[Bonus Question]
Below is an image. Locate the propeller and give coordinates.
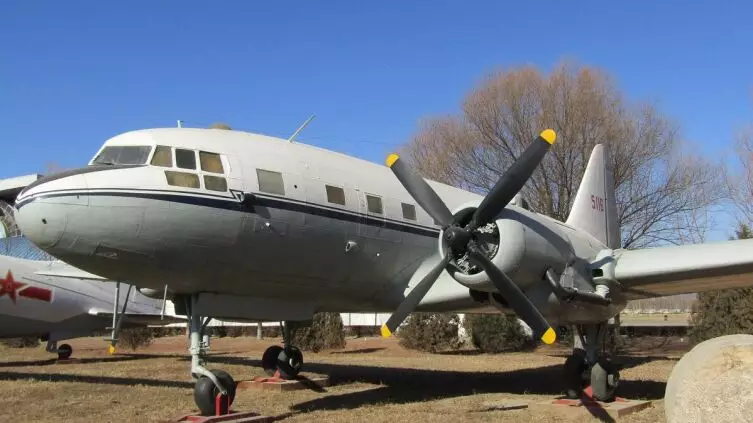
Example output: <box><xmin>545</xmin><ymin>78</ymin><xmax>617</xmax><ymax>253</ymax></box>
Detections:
<box><xmin>381</xmin><ymin>129</ymin><xmax>557</xmax><ymax>345</ymax></box>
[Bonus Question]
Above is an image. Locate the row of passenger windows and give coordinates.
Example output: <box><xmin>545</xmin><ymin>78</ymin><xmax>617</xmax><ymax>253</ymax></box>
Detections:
<box><xmin>256</xmin><ymin>169</ymin><xmax>419</xmax><ymax>221</ymax></box>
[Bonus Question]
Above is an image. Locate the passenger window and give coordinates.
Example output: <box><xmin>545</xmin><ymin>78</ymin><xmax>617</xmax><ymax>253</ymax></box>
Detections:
<box><xmin>325</xmin><ymin>185</ymin><xmax>346</xmax><ymax>206</ymax></box>
<box><xmin>176</xmin><ymin>149</ymin><xmax>196</xmax><ymax>170</ymax></box>
<box><xmin>165</xmin><ymin>171</ymin><xmax>200</xmax><ymax>189</ymax></box>
<box><xmin>257</xmin><ymin>169</ymin><xmax>285</xmax><ymax>195</ymax></box>
<box><xmin>402</xmin><ymin>203</ymin><xmax>417</xmax><ymax>220</ymax></box>
<box><xmin>151</xmin><ymin>146</ymin><xmax>173</xmax><ymax>167</ymax></box>
<box><xmin>200</xmin><ymin>151</ymin><xmax>224</xmax><ymax>174</ymax></box>
<box><xmin>366</xmin><ymin>194</ymin><xmax>383</xmax><ymax>214</ymax></box>
<box><xmin>204</xmin><ymin>175</ymin><xmax>227</xmax><ymax>192</ymax></box>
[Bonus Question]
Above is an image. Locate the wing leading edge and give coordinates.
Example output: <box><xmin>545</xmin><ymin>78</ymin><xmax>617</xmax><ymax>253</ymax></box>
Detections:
<box><xmin>614</xmin><ymin>238</ymin><xmax>753</xmax><ymax>299</ymax></box>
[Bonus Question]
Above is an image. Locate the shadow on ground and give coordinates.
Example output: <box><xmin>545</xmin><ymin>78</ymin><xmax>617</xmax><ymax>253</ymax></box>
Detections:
<box><xmin>213</xmin><ymin>355</ymin><xmax>666</xmax><ymax>415</ymax></box>
<box><xmin>0</xmin><ymin>370</ymin><xmax>193</xmax><ymax>389</ymax></box>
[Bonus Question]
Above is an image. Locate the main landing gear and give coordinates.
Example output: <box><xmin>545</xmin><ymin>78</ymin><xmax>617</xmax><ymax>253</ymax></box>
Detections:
<box><xmin>46</xmin><ymin>340</ymin><xmax>73</xmax><ymax>360</ymax></box>
<box><xmin>563</xmin><ymin>323</ymin><xmax>620</xmax><ymax>401</ymax></box>
<box><xmin>184</xmin><ymin>295</ymin><xmax>237</xmax><ymax>416</ymax></box>
<box><xmin>262</xmin><ymin>321</ymin><xmax>303</xmax><ymax>380</ymax></box>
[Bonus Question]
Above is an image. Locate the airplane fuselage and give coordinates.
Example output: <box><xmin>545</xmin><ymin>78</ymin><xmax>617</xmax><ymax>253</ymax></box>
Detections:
<box><xmin>15</xmin><ymin>128</ymin><xmax>627</xmax><ymax>325</ymax></box>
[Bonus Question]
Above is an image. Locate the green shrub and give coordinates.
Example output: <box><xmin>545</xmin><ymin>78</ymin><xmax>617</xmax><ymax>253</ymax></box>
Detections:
<box><xmin>119</xmin><ymin>328</ymin><xmax>154</xmax><ymax>351</ymax></box>
<box><xmin>463</xmin><ymin>313</ymin><xmax>534</xmax><ymax>353</ymax></box>
<box><xmin>397</xmin><ymin>312</ymin><xmax>462</xmax><ymax>353</ymax></box>
<box><xmin>289</xmin><ymin>312</ymin><xmax>346</xmax><ymax>352</ymax></box>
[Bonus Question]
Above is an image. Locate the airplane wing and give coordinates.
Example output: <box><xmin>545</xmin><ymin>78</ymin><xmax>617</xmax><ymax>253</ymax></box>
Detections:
<box><xmin>87</xmin><ymin>309</ymin><xmax>186</xmax><ymax>326</ymax></box>
<box><xmin>614</xmin><ymin>238</ymin><xmax>753</xmax><ymax>299</ymax></box>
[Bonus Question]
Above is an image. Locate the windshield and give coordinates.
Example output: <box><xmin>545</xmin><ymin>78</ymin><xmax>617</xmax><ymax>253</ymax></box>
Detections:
<box><xmin>92</xmin><ymin>146</ymin><xmax>152</xmax><ymax>165</ymax></box>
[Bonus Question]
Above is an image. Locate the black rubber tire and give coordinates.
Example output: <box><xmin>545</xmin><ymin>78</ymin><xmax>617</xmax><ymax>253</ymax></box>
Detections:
<box><xmin>193</xmin><ymin>369</ymin><xmax>237</xmax><ymax>416</ymax></box>
<box><xmin>262</xmin><ymin>345</ymin><xmax>283</xmax><ymax>376</ymax></box>
<box><xmin>591</xmin><ymin>359</ymin><xmax>620</xmax><ymax>402</ymax></box>
<box><xmin>57</xmin><ymin>343</ymin><xmax>73</xmax><ymax>360</ymax></box>
<box><xmin>277</xmin><ymin>346</ymin><xmax>303</xmax><ymax>380</ymax></box>
<box><xmin>563</xmin><ymin>353</ymin><xmax>588</xmax><ymax>398</ymax></box>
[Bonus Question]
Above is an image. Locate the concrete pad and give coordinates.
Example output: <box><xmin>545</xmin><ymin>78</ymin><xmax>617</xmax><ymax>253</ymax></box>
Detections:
<box><xmin>236</xmin><ymin>375</ymin><xmax>330</xmax><ymax>392</ymax></box>
<box><xmin>168</xmin><ymin>410</ymin><xmax>273</xmax><ymax>423</ymax></box>
<box><xmin>530</xmin><ymin>397</ymin><xmax>652</xmax><ymax>420</ymax></box>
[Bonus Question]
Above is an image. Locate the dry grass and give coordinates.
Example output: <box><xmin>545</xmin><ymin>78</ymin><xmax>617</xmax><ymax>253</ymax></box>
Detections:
<box><xmin>0</xmin><ymin>335</ymin><xmax>683</xmax><ymax>423</ymax></box>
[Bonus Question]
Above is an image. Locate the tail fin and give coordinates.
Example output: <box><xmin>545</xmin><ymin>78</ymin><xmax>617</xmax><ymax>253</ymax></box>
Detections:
<box><xmin>565</xmin><ymin>144</ymin><xmax>620</xmax><ymax>249</ymax></box>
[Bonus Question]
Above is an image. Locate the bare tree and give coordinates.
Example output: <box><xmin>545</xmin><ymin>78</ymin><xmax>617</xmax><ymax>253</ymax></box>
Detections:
<box><xmin>403</xmin><ymin>61</ymin><xmax>726</xmax><ymax>249</ymax></box>
<box><xmin>209</xmin><ymin>122</ymin><xmax>232</xmax><ymax>130</ymax></box>
<box><xmin>726</xmin><ymin>114</ymin><xmax>753</xmax><ymax>225</ymax></box>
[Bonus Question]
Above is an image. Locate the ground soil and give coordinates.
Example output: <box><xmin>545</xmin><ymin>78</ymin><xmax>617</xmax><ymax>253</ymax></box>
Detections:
<box><xmin>0</xmin><ymin>335</ymin><xmax>685</xmax><ymax>422</ymax></box>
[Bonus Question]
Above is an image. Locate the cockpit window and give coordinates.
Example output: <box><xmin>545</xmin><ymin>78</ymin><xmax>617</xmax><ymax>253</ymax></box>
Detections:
<box><xmin>176</xmin><ymin>149</ymin><xmax>197</xmax><ymax>170</ymax></box>
<box><xmin>93</xmin><ymin>146</ymin><xmax>152</xmax><ymax>165</ymax></box>
<box><xmin>199</xmin><ymin>151</ymin><xmax>224</xmax><ymax>174</ymax></box>
<box><xmin>151</xmin><ymin>146</ymin><xmax>173</xmax><ymax>167</ymax></box>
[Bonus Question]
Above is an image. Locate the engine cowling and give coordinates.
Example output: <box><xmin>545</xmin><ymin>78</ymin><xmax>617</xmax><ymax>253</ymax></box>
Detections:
<box><xmin>440</xmin><ymin>201</ymin><xmax>575</xmax><ymax>293</ymax></box>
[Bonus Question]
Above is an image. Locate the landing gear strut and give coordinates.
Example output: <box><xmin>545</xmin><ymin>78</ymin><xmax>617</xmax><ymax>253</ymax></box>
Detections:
<box><xmin>563</xmin><ymin>323</ymin><xmax>620</xmax><ymax>401</ymax></box>
<box><xmin>184</xmin><ymin>295</ymin><xmax>236</xmax><ymax>416</ymax></box>
<box><xmin>262</xmin><ymin>321</ymin><xmax>303</xmax><ymax>379</ymax></box>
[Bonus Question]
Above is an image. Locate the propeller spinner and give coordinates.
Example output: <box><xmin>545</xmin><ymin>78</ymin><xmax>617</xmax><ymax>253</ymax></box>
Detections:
<box><xmin>381</xmin><ymin>129</ymin><xmax>558</xmax><ymax>345</ymax></box>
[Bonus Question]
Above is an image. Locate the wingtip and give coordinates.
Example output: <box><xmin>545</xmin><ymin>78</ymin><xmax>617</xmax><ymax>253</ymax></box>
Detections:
<box><xmin>386</xmin><ymin>154</ymin><xmax>400</xmax><ymax>167</ymax></box>
<box><xmin>540</xmin><ymin>129</ymin><xmax>557</xmax><ymax>145</ymax></box>
<box><xmin>541</xmin><ymin>327</ymin><xmax>556</xmax><ymax>345</ymax></box>
<box><xmin>380</xmin><ymin>324</ymin><xmax>392</xmax><ymax>338</ymax></box>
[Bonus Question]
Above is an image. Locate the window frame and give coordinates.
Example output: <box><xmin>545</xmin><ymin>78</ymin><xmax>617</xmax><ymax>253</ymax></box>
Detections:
<box><xmin>199</xmin><ymin>151</ymin><xmax>225</xmax><ymax>174</ymax></box>
<box><xmin>256</xmin><ymin>168</ymin><xmax>286</xmax><ymax>196</ymax></box>
<box><xmin>325</xmin><ymin>184</ymin><xmax>346</xmax><ymax>206</ymax></box>
<box><xmin>401</xmin><ymin>202</ymin><xmax>417</xmax><ymax>221</ymax></box>
<box><xmin>164</xmin><ymin>170</ymin><xmax>201</xmax><ymax>189</ymax></box>
<box><xmin>365</xmin><ymin>193</ymin><xmax>383</xmax><ymax>215</ymax></box>
<box><xmin>175</xmin><ymin>148</ymin><xmax>198</xmax><ymax>170</ymax></box>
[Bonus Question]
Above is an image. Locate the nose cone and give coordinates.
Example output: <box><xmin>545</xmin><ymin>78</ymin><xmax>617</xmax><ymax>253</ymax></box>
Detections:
<box><xmin>15</xmin><ymin>200</ymin><xmax>67</xmax><ymax>249</ymax></box>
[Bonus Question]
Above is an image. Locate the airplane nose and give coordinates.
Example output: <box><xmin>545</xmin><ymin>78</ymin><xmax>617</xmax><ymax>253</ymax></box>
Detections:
<box><xmin>14</xmin><ymin>170</ymin><xmax>89</xmax><ymax>250</ymax></box>
<box><xmin>15</xmin><ymin>200</ymin><xmax>67</xmax><ymax>249</ymax></box>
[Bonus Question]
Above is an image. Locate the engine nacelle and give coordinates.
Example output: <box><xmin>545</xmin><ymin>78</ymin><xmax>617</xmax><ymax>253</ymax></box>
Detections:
<box><xmin>138</xmin><ymin>287</ymin><xmax>174</xmax><ymax>300</ymax></box>
<box><xmin>440</xmin><ymin>200</ymin><xmax>590</xmax><ymax>293</ymax></box>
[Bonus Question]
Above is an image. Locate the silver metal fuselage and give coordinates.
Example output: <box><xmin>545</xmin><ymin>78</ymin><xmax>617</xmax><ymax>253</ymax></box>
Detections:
<box><xmin>14</xmin><ymin>128</ymin><xmax>626</xmax><ymax>324</ymax></box>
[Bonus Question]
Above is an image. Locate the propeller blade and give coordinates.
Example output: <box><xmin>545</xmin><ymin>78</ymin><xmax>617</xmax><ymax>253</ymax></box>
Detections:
<box><xmin>381</xmin><ymin>253</ymin><xmax>451</xmax><ymax>337</ymax></box>
<box><xmin>385</xmin><ymin>153</ymin><xmax>455</xmax><ymax>228</ymax></box>
<box><xmin>469</xmin><ymin>129</ymin><xmax>557</xmax><ymax>230</ymax></box>
<box><xmin>466</xmin><ymin>244</ymin><xmax>556</xmax><ymax>345</ymax></box>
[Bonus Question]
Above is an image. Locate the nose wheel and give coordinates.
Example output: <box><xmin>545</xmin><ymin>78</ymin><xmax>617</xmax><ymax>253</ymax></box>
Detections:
<box><xmin>194</xmin><ymin>369</ymin><xmax>237</xmax><ymax>416</ymax></box>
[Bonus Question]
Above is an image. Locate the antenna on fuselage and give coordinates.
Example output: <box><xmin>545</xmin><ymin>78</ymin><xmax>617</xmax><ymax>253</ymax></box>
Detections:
<box><xmin>287</xmin><ymin>114</ymin><xmax>316</xmax><ymax>143</ymax></box>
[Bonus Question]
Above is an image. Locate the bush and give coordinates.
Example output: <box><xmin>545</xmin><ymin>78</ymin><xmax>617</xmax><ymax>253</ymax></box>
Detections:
<box><xmin>289</xmin><ymin>312</ymin><xmax>346</xmax><ymax>352</ymax></box>
<box><xmin>0</xmin><ymin>337</ymin><xmax>39</xmax><ymax>348</ymax></box>
<box><xmin>463</xmin><ymin>314</ymin><xmax>534</xmax><ymax>353</ymax></box>
<box><xmin>397</xmin><ymin>312</ymin><xmax>462</xmax><ymax>353</ymax></box>
<box><xmin>119</xmin><ymin>328</ymin><xmax>154</xmax><ymax>351</ymax></box>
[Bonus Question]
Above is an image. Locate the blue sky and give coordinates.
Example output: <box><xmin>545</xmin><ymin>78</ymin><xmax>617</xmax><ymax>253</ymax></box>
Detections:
<box><xmin>2</xmin><ymin>1</ymin><xmax>752</xmax><ymax>238</ymax></box>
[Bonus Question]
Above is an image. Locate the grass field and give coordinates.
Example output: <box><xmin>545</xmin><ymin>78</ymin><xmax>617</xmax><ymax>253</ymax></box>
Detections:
<box><xmin>0</xmin><ymin>335</ymin><xmax>686</xmax><ymax>422</ymax></box>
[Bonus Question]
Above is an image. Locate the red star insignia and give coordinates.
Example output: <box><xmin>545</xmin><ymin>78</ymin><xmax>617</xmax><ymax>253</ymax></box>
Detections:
<box><xmin>0</xmin><ymin>270</ymin><xmax>26</xmax><ymax>304</ymax></box>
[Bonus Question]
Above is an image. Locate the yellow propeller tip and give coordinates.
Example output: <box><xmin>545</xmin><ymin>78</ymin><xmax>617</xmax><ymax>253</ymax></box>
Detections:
<box><xmin>386</xmin><ymin>153</ymin><xmax>400</xmax><ymax>167</ymax></box>
<box><xmin>380</xmin><ymin>324</ymin><xmax>393</xmax><ymax>338</ymax></box>
<box><xmin>541</xmin><ymin>327</ymin><xmax>557</xmax><ymax>345</ymax></box>
<box><xmin>540</xmin><ymin>129</ymin><xmax>557</xmax><ymax>145</ymax></box>
<box><xmin>108</xmin><ymin>345</ymin><xmax>116</xmax><ymax>355</ymax></box>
